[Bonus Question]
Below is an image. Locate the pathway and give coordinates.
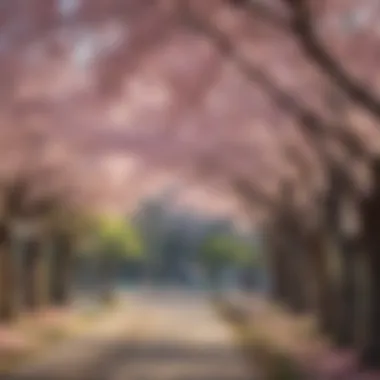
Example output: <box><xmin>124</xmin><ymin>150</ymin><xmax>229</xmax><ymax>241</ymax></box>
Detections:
<box><xmin>6</xmin><ymin>290</ymin><xmax>254</xmax><ymax>380</ymax></box>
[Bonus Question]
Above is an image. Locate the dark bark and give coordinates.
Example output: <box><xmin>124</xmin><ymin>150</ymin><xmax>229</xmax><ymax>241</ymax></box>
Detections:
<box><xmin>287</xmin><ymin>224</ymin><xmax>315</xmax><ymax>315</ymax></box>
<box><xmin>99</xmin><ymin>254</ymin><xmax>117</xmax><ymax>304</ymax></box>
<box><xmin>277</xmin><ymin>247</ymin><xmax>293</xmax><ymax>306</ymax></box>
<box><xmin>0</xmin><ymin>224</ymin><xmax>16</xmax><ymax>322</ymax></box>
<box><xmin>303</xmin><ymin>249</ymin><xmax>319</xmax><ymax>314</ymax></box>
<box><xmin>270</xmin><ymin>239</ymin><xmax>306</xmax><ymax>313</ymax></box>
<box><xmin>292</xmin><ymin>247</ymin><xmax>313</xmax><ymax>313</ymax></box>
<box><xmin>267</xmin><ymin>179</ymin><xmax>314</xmax><ymax>314</ymax></box>
<box><xmin>334</xmin><ymin>237</ymin><xmax>358</xmax><ymax>347</ymax></box>
<box><xmin>358</xmin><ymin>159</ymin><xmax>380</xmax><ymax>367</ymax></box>
<box><xmin>360</xmin><ymin>245</ymin><xmax>380</xmax><ymax>367</ymax></box>
<box><xmin>355</xmin><ymin>252</ymin><xmax>370</xmax><ymax>351</ymax></box>
<box><xmin>268</xmin><ymin>240</ymin><xmax>289</xmax><ymax>303</ymax></box>
<box><xmin>266</xmin><ymin>237</ymin><xmax>281</xmax><ymax>301</ymax></box>
<box><xmin>359</xmin><ymin>182</ymin><xmax>380</xmax><ymax>366</ymax></box>
<box><xmin>285</xmin><ymin>247</ymin><xmax>308</xmax><ymax>314</ymax></box>
<box><xmin>319</xmin><ymin>165</ymin><xmax>352</xmax><ymax>343</ymax></box>
<box><xmin>22</xmin><ymin>238</ymin><xmax>45</xmax><ymax>311</ymax></box>
<box><xmin>49</xmin><ymin>234</ymin><xmax>73</xmax><ymax>307</ymax></box>
<box><xmin>281</xmin><ymin>239</ymin><xmax>308</xmax><ymax>311</ymax></box>
<box><xmin>309</xmin><ymin>230</ymin><xmax>337</xmax><ymax>336</ymax></box>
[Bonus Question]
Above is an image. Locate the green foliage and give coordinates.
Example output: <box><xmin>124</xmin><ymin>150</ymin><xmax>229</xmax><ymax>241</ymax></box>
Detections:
<box><xmin>199</xmin><ymin>233</ymin><xmax>258</xmax><ymax>273</ymax></box>
<box><xmin>84</xmin><ymin>215</ymin><xmax>144</xmax><ymax>260</ymax></box>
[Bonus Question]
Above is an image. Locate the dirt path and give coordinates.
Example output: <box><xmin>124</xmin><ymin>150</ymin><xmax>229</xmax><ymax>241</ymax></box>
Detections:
<box><xmin>6</xmin><ymin>291</ymin><xmax>253</xmax><ymax>380</ymax></box>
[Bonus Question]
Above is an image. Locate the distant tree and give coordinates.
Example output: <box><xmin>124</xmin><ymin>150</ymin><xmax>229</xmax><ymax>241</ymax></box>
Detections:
<box><xmin>199</xmin><ymin>232</ymin><xmax>256</xmax><ymax>289</ymax></box>
<box><xmin>86</xmin><ymin>215</ymin><xmax>144</xmax><ymax>303</ymax></box>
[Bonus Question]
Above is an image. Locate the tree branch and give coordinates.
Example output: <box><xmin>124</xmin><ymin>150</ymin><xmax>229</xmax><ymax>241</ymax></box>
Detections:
<box><xmin>282</xmin><ymin>0</ymin><xmax>380</xmax><ymax>119</ymax></box>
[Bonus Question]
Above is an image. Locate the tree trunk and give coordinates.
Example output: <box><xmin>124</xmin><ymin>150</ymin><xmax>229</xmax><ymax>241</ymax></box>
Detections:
<box><xmin>0</xmin><ymin>224</ymin><xmax>16</xmax><ymax>322</ymax></box>
<box><xmin>22</xmin><ymin>238</ymin><xmax>45</xmax><ymax>312</ymax></box>
<box><xmin>287</xmin><ymin>244</ymin><xmax>311</xmax><ymax>314</ymax></box>
<box><xmin>355</xmin><ymin>251</ymin><xmax>370</xmax><ymax>352</ymax></box>
<box><xmin>49</xmin><ymin>234</ymin><xmax>72</xmax><ymax>307</ymax></box>
<box><xmin>359</xmin><ymin>160</ymin><xmax>380</xmax><ymax>367</ymax></box>
<box><xmin>360</xmin><ymin>246</ymin><xmax>380</xmax><ymax>367</ymax></box>
<box><xmin>99</xmin><ymin>254</ymin><xmax>117</xmax><ymax>304</ymax></box>
<box><xmin>276</xmin><ymin>186</ymin><xmax>310</xmax><ymax>314</ymax></box>
<box><xmin>304</xmin><ymin>249</ymin><xmax>319</xmax><ymax>314</ymax></box>
<box><xmin>360</xmin><ymin>199</ymin><xmax>380</xmax><ymax>367</ymax></box>
<box><xmin>273</xmin><ymin>229</ymin><xmax>309</xmax><ymax>314</ymax></box>
<box><xmin>266</xmin><ymin>215</ymin><xmax>307</xmax><ymax>312</ymax></box>
<box><xmin>285</xmin><ymin>253</ymin><xmax>305</xmax><ymax>313</ymax></box>
<box><xmin>270</xmin><ymin>244</ymin><xmax>291</xmax><ymax>304</ymax></box>
<box><xmin>309</xmin><ymin>230</ymin><xmax>337</xmax><ymax>336</ymax></box>
<box><xmin>334</xmin><ymin>237</ymin><xmax>358</xmax><ymax>347</ymax></box>
<box><xmin>268</xmin><ymin>243</ymin><xmax>283</xmax><ymax>302</ymax></box>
